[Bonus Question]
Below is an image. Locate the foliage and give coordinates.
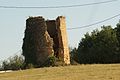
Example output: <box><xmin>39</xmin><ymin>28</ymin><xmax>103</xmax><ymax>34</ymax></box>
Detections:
<box><xmin>70</xmin><ymin>47</ymin><xmax>79</xmax><ymax>65</ymax></box>
<box><xmin>116</xmin><ymin>21</ymin><xmax>120</xmax><ymax>46</ymax></box>
<box><xmin>78</xmin><ymin>25</ymin><xmax>120</xmax><ymax>64</ymax></box>
<box><xmin>2</xmin><ymin>54</ymin><xmax>24</xmax><ymax>70</ymax></box>
<box><xmin>48</xmin><ymin>55</ymin><xmax>56</xmax><ymax>66</ymax></box>
<box><xmin>0</xmin><ymin>61</ymin><xmax>3</xmax><ymax>71</ymax></box>
<box><xmin>36</xmin><ymin>55</ymin><xmax>56</xmax><ymax>67</ymax></box>
<box><xmin>25</xmin><ymin>63</ymin><xmax>34</xmax><ymax>69</ymax></box>
<box><xmin>43</xmin><ymin>55</ymin><xmax>66</xmax><ymax>67</ymax></box>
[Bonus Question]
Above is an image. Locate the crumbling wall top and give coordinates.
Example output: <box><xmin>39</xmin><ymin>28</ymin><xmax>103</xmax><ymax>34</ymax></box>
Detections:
<box><xmin>56</xmin><ymin>16</ymin><xmax>65</xmax><ymax>20</ymax></box>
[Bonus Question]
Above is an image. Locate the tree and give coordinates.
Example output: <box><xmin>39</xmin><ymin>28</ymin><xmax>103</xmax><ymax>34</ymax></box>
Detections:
<box><xmin>70</xmin><ymin>47</ymin><xmax>79</xmax><ymax>64</ymax></box>
<box><xmin>78</xmin><ymin>25</ymin><xmax>120</xmax><ymax>64</ymax></box>
<box><xmin>116</xmin><ymin>21</ymin><xmax>120</xmax><ymax>45</ymax></box>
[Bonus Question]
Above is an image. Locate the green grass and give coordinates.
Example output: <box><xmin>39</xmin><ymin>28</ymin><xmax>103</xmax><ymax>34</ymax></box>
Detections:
<box><xmin>0</xmin><ymin>64</ymin><xmax>120</xmax><ymax>80</ymax></box>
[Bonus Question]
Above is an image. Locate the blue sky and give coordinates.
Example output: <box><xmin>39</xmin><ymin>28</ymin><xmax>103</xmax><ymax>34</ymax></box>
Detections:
<box><xmin>0</xmin><ymin>0</ymin><xmax>120</xmax><ymax>61</ymax></box>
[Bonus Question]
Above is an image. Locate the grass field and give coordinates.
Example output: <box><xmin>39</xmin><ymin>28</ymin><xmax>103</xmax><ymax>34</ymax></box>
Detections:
<box><xmin>0</xmin><ymin>64</ymin><xmax>120</xmax><ymax>80</ymax></box>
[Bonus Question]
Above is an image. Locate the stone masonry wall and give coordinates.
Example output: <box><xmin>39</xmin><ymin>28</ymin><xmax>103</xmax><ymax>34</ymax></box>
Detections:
<box><xmin>22</xmin><ymin>16</ymin><xmax>70</xmax><ymax>67</ymax></box>
<box><xmin>22</xmin><ymin>16</ymin><xmax>53</xmax><ymax>66</ymax></box>
<box><xmin>56</xmin><ymin>16</ymin><xmax>70</xmax><ymax>64</ymax></box>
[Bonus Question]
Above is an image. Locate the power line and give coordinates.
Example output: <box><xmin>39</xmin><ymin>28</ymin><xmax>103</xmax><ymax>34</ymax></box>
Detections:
<box><xmin>5</xmin><ymin>13</ymin><xmax>120</xmax><ymax>59</ymax></box>
<box><xmin>0</xmin><ymin>0</ymin><xmax>118</xmax><ymax>9</ymax></box>
<box><xmin>67</xmin><ymin>13</ymin><xmax>120</xmax><ymax>30</ymax></box>
<box><xmin>13</xmin><ymin>49</ymin><xmax>22</xmax><ymax>55</ymax></box>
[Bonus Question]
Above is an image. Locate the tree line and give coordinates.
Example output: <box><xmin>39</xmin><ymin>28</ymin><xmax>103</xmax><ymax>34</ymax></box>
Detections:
<box><xmin>71</xmin><ymin>21</ymin><xmax>120</xmax><ymax>64</ymax></box>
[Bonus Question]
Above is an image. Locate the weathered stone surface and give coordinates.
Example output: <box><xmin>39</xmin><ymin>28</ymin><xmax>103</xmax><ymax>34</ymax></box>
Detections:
<box><xmin>56</xmin><ymin>16</ymin><xmax>70</xmax><ymax>64</ymax></box>
<box><xmin>22</xmin><ymin>16</ymin><xmax>53</xmax><ymax>66</ymax></box>
<box><xmin>22</xmin><ymin>16</ymin><xmax>70</xmax><ymax>67</ymax></box>
<box><xmin>46</xmin><ymin>16</ymin><xmax>70</xmax><ymax>64</ymax></box>
<box><xmin>46</xmin><ymin>20</ymin><xmax>59</xmax><ymax>58</ymax></box>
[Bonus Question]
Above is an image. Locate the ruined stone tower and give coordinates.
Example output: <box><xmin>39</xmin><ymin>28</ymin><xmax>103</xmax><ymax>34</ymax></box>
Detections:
<box><xmin>22</xmin><ymin>16</ymin><xmax>70</xmax><ymax>67</ymax></box>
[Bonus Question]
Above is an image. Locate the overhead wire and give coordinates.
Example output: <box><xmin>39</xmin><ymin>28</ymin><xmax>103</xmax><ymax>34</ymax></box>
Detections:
<box><xmin>0</xmin><ymin>0</ymin><xmax>118</xmax><ymax>9</ymax></box>
<box><xmin>67</xmin><ymin>13</ymin><xmax>120</xmax><ymax>30</ymax></box>
<box><xmin>87</xmin><ymin>0</ymin><xmax>99</xmax><ymax>23</ymax></box>
<box><xmin>13</xmin><ymin>49</ymin><xmax>22</xmax><ymax>55</ymax></box>
<box><xmin>10</xmin><ymin>13</ymin><xmax>120</xmax><ymax>55</ymax></box>
<box><xmin>0</xmin><ymin>0</ymin><xmax>119</xmax><ymax>54</ymax></box>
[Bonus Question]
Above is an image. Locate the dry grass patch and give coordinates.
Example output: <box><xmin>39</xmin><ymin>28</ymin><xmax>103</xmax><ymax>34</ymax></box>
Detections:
<box><xmin>0</xmin><ymin>64</ymin><xmax>120</xmax><ymax>80</ymax></box>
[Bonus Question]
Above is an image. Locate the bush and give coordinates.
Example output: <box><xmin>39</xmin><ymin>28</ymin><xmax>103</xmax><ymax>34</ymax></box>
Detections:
<box><xmin>48</xmin><ymin>55</ymin><xmax>56</xmax><ymax>66</ymax></box>
<box><xmin>25</xmin><ymin>63</ymin><xmax>34</xmax><ymax>69</ymax></box>
<box><xmin>2</xmin><ymin>54</ymin><xmax>24</xmax><ymax>70</ymax></box>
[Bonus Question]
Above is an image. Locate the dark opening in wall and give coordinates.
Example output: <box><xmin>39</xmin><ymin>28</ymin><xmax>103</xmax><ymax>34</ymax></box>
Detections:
<box><xmin>46</xmin><ymin>20</ymin><xmax>59</xmax><ymax>57</ymax></box>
